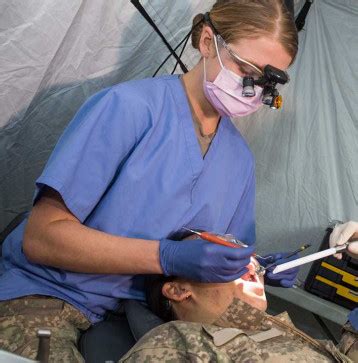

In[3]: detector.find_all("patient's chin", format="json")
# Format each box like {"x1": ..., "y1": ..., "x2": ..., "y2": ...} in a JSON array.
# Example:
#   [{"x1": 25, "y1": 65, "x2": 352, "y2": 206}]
[
  {"x1": 234, "y1": 278, "x2": 267, "y2": 311},
  {"x1": 255, "y1": 298, "x2": 267, "y2": 311}
]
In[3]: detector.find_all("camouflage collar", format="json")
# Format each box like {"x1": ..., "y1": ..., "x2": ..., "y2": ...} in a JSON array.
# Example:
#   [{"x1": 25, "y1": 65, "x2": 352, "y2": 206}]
[{"x1": 213, "y1": 298, "x2": 268, "y2": 331}]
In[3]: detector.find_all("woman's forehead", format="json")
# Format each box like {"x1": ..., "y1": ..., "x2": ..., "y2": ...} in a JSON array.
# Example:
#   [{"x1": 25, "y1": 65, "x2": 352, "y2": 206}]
[{"x1": 229, "y1": 36, "x2": 292, "y2": 71}]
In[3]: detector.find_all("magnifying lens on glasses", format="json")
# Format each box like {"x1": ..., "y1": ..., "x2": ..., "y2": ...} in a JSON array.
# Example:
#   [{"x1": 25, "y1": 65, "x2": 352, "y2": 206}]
[{"x1": 243, "y1": 65, "x2": 290, "y2": 110}]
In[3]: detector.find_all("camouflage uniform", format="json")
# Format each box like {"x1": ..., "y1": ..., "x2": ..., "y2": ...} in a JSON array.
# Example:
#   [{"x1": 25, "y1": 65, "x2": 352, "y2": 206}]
[
  {"x1": 120, "y1": 298, "x2": 357, "y2": 362},
  {"x1": 338, "y1": 323, "x2": 358, "y2": 362},
  {"x1": 0, "y1": 296, "x2": 91, "y2": 362}
]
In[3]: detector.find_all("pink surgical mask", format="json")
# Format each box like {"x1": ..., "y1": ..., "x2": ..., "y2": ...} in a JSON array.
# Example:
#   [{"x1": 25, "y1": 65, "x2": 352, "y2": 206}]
[{"x1": 203, "y1": 37, "x2": 263, "y2": 118}]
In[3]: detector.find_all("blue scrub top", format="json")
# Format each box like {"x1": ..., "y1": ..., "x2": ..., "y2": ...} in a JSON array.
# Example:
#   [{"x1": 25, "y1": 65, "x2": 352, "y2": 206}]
[{"x1": 0, "y1": 75, "x2": 255, "y2": 323}]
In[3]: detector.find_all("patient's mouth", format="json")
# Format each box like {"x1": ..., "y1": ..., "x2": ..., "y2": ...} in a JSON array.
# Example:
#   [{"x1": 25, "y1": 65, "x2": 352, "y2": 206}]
[
  {"x1": 241, "y1": 269, "x2": 258, "y2": 283},
  {"x1": 248, "y1": 273, "x2": 257, "y2": 282}
]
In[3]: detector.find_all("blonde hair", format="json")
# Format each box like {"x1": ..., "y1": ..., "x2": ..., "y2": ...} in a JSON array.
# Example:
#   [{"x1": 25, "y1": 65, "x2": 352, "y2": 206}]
[{"x1": 191, "y1": 0, "x2": 298, "y2": 64}]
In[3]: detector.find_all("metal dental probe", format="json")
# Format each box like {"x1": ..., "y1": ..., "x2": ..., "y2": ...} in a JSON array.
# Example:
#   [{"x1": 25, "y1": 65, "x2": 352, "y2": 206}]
[
  {"x1": 260, "y1": 244, "x2": 312, "y2": 273},
  {"x1": 284, "y1": 244, "x2": 312, "y2": 259},
  {"x1": 272, "y1": 243, "x2": 350, "y2": 274}
]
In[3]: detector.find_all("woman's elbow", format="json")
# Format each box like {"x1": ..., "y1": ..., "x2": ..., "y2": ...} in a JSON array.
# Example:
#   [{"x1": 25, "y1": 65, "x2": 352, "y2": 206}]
[{"x1": 23, "y1": 226, "x2": 44, "y2": 264}]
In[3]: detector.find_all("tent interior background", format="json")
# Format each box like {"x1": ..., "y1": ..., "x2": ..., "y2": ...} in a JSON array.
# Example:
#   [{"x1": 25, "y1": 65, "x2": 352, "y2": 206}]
[{"x1": 0, "y1": 0, "x2": 357, "y2": 342}]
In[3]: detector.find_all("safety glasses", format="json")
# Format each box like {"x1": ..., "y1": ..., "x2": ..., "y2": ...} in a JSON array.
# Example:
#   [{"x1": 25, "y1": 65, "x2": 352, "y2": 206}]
[{"x1": 216, "y1": 35, "x2": 264, "y2": 80}]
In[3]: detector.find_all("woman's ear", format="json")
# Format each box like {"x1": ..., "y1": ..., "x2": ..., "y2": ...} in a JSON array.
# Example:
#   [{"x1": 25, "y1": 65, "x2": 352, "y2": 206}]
[
  {"x1": 162, "y1": 281, "x2": 192, "y2": 302},
  {"x1": 199, "y1": 26, "x2": 215, "y2": 58}
]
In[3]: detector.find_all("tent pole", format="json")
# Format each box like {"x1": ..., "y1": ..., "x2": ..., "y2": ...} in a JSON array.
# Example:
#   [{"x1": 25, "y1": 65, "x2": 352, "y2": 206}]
[{"x1": 130, "y1": 0, "x2": 188, "y2": 73}]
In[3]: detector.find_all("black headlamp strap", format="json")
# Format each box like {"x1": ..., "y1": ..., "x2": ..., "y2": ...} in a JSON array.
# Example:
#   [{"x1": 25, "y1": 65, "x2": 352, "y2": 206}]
[{"x1": 204, "y1": 12, "x2": 220, "y2": 36}]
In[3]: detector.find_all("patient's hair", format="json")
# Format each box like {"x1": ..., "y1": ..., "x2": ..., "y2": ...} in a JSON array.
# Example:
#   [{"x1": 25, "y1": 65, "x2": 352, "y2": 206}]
[{"x1": 145, "y1": 275, "x2": 177, "y2": 322}]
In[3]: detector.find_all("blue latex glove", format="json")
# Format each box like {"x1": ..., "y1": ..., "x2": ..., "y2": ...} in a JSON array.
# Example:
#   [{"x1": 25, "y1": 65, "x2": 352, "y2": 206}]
[
  {"x1": 348, "y1": 308, "x2": 358, "y2": 330},
  {"x1": 159, "y1": 238, "x2": 255, "y2": 283},
  {"x1": 257, "y1": 252, "x2": 300, "y2": 288}
]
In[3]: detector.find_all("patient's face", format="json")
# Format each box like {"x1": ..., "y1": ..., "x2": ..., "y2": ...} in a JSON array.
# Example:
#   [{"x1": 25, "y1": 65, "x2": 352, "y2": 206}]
[
  {"x1": 192, "y1": 257, "x2": 267, "y2": 311},
  {"x1": 234, "y1": 257, "x2": 267, "y2": 310},
  {"x1": 166, "y1": 258, "x2": 267, "y2": 323}
]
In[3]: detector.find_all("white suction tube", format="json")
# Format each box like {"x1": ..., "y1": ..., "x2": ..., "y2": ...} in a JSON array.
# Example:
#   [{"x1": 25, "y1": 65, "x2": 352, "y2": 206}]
[{"x1": 272, "y1": 244, "x2": 348, "y2": 274}]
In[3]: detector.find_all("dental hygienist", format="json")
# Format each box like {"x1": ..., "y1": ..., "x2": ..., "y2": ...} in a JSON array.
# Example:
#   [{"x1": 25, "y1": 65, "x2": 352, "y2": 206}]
[{"x1": 0, "y1": 1, "x2": 299, "y2": 361}]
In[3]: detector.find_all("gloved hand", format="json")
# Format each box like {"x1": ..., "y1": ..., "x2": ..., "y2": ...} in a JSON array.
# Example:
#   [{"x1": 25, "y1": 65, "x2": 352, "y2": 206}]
[
  {"x1": 348, "y1": 308, "x2": 358, "y2": 331},
  {"x1": 257, "y1": 252, "x2": 300, "y2": 288},
  {"x1": 329, "y1": 221, "x2": 358, "y2": 259},
  {"x1": 159, "y1": 238, "x2": 255, "y2": 283}
]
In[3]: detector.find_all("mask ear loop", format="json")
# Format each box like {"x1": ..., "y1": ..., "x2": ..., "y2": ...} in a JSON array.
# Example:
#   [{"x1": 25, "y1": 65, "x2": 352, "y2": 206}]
[
  {"x1": 213, "y1": 36, "x2": 225, "y2": 69},
  {"x1": 203, "y1": 57, "x2": 208, "y2": 81},
  {"x1": 203, "y1": 33, "x2": 224, "y2": 82}
]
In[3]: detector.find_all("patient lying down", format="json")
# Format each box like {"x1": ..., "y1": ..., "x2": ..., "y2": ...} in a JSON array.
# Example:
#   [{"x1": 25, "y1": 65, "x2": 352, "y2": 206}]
[{"x1": 121, "y1": 258, "x2": 357, "y2": 362}]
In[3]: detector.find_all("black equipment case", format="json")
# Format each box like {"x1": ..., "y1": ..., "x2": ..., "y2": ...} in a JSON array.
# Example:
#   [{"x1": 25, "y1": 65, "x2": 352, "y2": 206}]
[{"x1": 305, "y1": 227, "x2": 358, "y2": 310}]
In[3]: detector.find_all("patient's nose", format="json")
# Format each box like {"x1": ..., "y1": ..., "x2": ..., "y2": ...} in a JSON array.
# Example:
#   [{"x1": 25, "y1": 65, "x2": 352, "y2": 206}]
[{"x1": 247, "y1": 262, "x2": 255, "y2": 275}]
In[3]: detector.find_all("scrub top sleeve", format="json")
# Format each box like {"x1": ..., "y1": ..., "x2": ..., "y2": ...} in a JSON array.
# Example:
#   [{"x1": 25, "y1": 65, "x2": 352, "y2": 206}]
[
  {"x1": 226, "y1": 166, "x2": 256, "y2": 245},
  {"x1": 34, "y1": 87, "x2": 150, "y2": 222}
]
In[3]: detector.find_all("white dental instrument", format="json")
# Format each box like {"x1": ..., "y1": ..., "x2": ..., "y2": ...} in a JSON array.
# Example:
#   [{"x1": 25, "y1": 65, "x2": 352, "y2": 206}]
[{"x1": 272, "y1": 243, "x2": 349, "y2": 274}]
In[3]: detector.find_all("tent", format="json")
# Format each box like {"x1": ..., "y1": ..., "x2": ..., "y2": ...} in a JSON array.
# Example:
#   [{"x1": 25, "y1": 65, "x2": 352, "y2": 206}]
[
  {"x1": 1, "y1": 2, "x2": 358, "y2": 361},
  {"x1": 0, "y1": 0, "x2": 357, "y2": 283}
]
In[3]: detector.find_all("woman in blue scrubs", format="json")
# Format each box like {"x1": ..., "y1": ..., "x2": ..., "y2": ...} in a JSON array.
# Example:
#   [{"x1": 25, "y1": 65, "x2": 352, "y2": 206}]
[{"x1": 0, "y1": 1, "x2": 299, "y2": 361}]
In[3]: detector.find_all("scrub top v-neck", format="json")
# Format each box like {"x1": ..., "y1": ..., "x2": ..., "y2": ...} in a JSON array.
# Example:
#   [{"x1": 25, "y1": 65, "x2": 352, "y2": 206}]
[
  {"x1": 0, "y1": 75, "x2": 255, "y2": 323},
  {"x1": 179, "y1": 75, "x2": 218, "y2": 158},
  {"x1": 176, "y1": 76, "x2": 224, "y2": 186}
]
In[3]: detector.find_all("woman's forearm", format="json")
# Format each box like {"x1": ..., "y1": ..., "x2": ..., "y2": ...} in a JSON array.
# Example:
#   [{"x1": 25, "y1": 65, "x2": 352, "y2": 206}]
[
  {"x1": 24, "y1": 219, "x2": 162, "y2": 274},
  {"x1": 23, "y1": 188, "x2": 163, "y2": 274}
]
